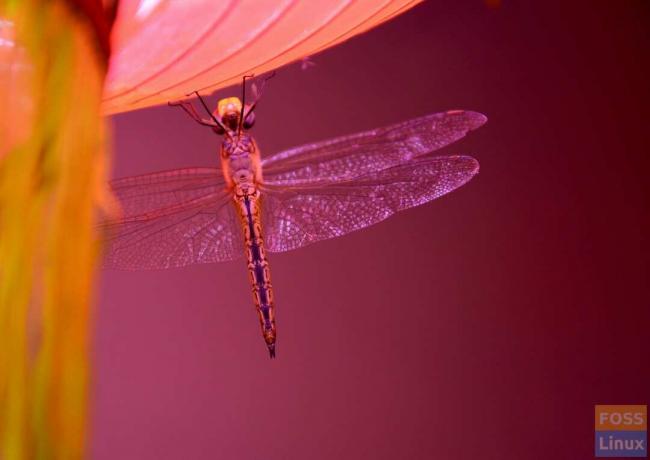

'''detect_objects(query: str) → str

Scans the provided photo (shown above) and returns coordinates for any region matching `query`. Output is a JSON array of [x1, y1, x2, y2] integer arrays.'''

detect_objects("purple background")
[[92, 2, 649, 459]]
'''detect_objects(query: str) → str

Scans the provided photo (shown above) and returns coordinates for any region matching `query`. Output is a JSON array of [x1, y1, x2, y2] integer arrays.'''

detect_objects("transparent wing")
[[110, 167, 224, 215], [260, 155, 479, 253], [261, 110, 486, 184], [101, 168, 243, 269]]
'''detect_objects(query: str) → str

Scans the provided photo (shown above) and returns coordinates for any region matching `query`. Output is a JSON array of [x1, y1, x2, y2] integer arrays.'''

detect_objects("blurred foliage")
[[0, 1, 111, 458]]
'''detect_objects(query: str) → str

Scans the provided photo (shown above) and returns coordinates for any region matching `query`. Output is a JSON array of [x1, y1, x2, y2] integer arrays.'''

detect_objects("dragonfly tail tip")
[[268, 345, 276, 359]]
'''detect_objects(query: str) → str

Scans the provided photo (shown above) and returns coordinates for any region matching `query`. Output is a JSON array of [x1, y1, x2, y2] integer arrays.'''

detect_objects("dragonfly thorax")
[[222, 133, 253, 157], [221, 133, 261, 189]]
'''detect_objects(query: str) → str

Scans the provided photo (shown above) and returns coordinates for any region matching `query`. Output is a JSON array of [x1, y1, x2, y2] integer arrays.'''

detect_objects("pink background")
[[92, 2, 649, 459]]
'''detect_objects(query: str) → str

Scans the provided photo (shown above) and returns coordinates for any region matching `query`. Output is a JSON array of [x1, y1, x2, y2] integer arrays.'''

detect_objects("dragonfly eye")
[[243, 110, 256, 129]]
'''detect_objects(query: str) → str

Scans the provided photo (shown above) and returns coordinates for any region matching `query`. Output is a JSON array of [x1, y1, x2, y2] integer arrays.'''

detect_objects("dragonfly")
[[102, 76, 487, 358]]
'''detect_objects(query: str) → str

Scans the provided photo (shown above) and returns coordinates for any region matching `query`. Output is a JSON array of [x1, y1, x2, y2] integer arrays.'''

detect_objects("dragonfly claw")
[[267, 344, 276, 359]]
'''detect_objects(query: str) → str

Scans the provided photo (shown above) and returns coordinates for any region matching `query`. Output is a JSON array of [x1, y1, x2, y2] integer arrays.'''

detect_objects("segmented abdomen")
[[233, 188, 276, 358]]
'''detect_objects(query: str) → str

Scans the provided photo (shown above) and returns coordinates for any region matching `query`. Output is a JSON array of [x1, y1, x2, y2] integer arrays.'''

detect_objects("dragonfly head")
[[216, 96, 256, 132], [216, 97, 242, 131]]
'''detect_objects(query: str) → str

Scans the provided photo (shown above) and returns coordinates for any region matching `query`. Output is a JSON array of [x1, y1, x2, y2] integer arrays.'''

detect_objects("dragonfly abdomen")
[[234, 187, 276, 358]]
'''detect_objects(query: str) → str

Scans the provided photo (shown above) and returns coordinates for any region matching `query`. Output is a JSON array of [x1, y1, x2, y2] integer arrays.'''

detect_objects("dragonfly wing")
[[111, 167, 224, 215], [261, 110, 486, 184], [102, 168, 243, 269], [260, 155, 479, 253]]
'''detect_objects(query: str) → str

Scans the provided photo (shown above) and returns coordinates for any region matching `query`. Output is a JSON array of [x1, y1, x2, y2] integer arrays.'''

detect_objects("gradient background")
[[92, 2, 650, 459]]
